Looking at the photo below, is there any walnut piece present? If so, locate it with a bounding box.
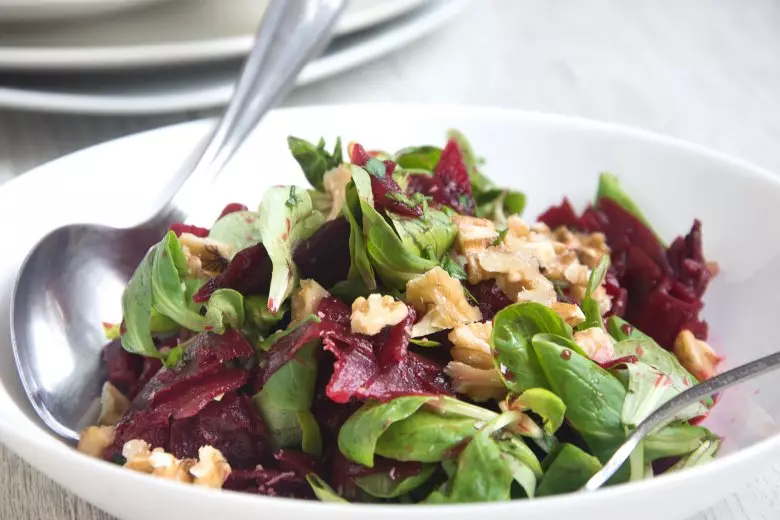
[674,330,719,381]
[448,321,494,369]
[77,426,116,458]
[451,215,498,255]
[468,246,557,307]
[551,302,586,327]
[323,164,352,221]
[292,279,328,324]
[573,327,616,364]
[190,446,232,489]
[179,233,231,278]
[121,441,231,489]
[351,293,409,336]
[97,382,130,427]
[445,361,507,402]
[405,267,482,337]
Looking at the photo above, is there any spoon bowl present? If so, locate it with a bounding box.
[10,223,158,439]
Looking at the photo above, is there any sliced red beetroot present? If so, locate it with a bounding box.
[377,306,416,367]
[274,449,320,477]
[316,295,352,327]
[350,142,422,218]
[133,330,254,417]
[293,218,351,289]
[193,244,272,303]
[407,139,475,215]
[224,468,313,498]
[537,197,583,230]
[169,392,269,469]
[218,202,249,220]
[103,339,144,397]
[169,223,210,238]
[667,220,712,298]
[465,280,512,319]
[331,453,428,500]
[104,408,171,461]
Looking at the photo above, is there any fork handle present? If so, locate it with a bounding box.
[148,0,347,231]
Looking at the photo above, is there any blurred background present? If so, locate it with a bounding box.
[1,1,780,518]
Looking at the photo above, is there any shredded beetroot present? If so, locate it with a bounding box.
[193,244,272,303]
[292,217,351,289]
[407,138,475,215]
[256,296,450,403]
[217,202,249,220]
[170,392,269,469]
[538,196,714,349]
[224,467,313,498]
[350,142,422,218]
[169,223,210,238]
[465,280,512,320]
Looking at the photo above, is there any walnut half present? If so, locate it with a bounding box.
[351,294,409,336]
[405,267,482,337]
[674,330,719,381]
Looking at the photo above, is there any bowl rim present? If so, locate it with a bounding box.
[1,103,778,513]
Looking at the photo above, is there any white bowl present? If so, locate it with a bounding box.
[1,105,779,520]
[0,0,172,21]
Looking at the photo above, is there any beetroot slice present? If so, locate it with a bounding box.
[193,244,272,303]
[169,392,269,469]
[465,280,512,320]
[537,195,714,350]
[406,138,475,216]
[224,468,313,498]
[293,217,351,289]
[169,223,210,238]
[350,142,422,218]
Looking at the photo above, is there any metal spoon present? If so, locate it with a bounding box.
[9,0,347,441]
[584,350,780,491]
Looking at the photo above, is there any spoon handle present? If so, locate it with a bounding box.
[583,349,780,491]
[150,0,347,230]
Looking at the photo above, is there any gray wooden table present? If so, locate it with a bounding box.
[3,1,780,518]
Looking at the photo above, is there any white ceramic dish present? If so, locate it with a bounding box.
[0,0,429,70]
[0,0,171,22]
[1,105,780,520]
[0,0,466,115]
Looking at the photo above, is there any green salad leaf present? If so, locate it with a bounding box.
[531,334,626,464]
[386,209,456,261]
[374,409,477,463]
[307,474,347,503]
[578,256,609,331]
[619,361,706,428]
[204,288,244,334]
[644,423,715,461]
[298,409,324,458]
[491,302,573,392]
[342,168,377,290]
[243,295,287,336]
[252,342,319,451]
[354,464,437,499]
[257,186,325,312]
[506,388,567,435]
[536,443,602,496]
[338,396,432,467]
[121,231,207,357]
[394,145,442,171]
[667,438,721,471]
[288,136,343,191]
[208,210,263,256]
[596,172,663,244]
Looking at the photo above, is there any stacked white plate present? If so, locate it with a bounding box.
[0,0,468,114]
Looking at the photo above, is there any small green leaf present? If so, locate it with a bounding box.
[409,338,441,348]
[596,172,662,243]
[244,295,287,335]
[644,423,715,461]
[374,409,477,463]
[343,173,377,291]
[531,334,626,465]
[258,314,320,352]
[162,345,185,368]
[307,474,347,503]
[491,302,573,392]
[288,136,342,191]
[364,157,387,178]
[150,231,206,331]
[298,411,323,458]
[208,210,263,256]
[354,464,437,499]
[387,208,456,261]
[578,255,609,331]
[503,191,527,216]
[536,443,602,497]
[338,396,432,467]
[439,253,467,280]
[252,342,318,450]
[204,288,245,334]
[258,186,325,312]
[507,388,567,435]
[667,437,721,471]
[394,145,442,171]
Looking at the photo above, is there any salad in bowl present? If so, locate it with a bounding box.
[76,130,720,503]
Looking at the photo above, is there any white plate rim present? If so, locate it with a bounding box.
[0,104,779,519]
[0,0,468,115]
[0,0,430,70]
